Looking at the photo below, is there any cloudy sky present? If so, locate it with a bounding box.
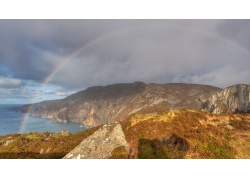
[0,19,250,104]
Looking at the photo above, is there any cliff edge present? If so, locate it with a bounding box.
[199,84,250,114]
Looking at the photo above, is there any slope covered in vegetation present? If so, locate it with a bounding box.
[1,109,250,159]
[120,109,250,158]
[0,126,101,159]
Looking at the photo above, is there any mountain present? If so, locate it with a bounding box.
[11,81,147,126]
[10,82,250,127]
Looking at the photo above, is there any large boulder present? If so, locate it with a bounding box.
[63,122,128,159]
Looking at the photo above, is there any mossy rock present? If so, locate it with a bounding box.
[109,146,128,159]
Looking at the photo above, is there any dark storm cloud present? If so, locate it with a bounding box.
[0,20,147,82]
[0,19,250,99]
[50,19,250,89]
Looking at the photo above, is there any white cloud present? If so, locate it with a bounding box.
[172,65,250,88]
[0,77,21,89]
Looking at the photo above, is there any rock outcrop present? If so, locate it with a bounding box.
[0,137,14,146]
[124,83,221,114]
[199,84,250,114]
[56,130,71,136]
[63,122,128,159]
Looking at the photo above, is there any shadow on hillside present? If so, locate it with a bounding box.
[0,152,66,159]
[137,133,189,159]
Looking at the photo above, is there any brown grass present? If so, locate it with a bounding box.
[1,109,250,159]
[120,109,250,159]
[0,125,101,159]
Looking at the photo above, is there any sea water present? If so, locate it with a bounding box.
[0,104,87,136]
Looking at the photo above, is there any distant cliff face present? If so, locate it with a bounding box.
[198,84,250,114]
[11,82,226,127]
[13,82,147,126]
[121,83,221,115]
[11,82,250,126]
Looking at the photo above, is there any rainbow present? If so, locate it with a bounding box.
[18,22,250,134]
[18,25,141,133]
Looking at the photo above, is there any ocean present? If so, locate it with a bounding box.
[0,104,87,136]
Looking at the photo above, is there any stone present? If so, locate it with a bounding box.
[199,84,250,114]
[225,125,235,130]
[43,138,50,141]
[3,137,14,146]
[63,122,128,159]
[56,130,70,136]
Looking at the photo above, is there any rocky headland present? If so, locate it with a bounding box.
[10,81,232,127]
[5,82,250,159]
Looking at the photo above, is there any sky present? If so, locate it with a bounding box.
[0,19,250,104]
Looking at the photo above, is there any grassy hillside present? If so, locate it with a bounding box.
[120,109,250,158]
[0,126,101,159]
[1,109,250,159]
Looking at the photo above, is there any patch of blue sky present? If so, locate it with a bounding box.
[0,65,13,77]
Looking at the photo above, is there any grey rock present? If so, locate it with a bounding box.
[4,139,13,146]
[0,137,14,146]
[225,125,235,130]
[63,122,128,159]
[199,84,250,114]
[43,138,50,141]
[56,130,70,136]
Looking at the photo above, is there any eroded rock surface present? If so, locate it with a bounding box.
[199,84,250,114]
[63,122,128,159]
[125,83,221,114]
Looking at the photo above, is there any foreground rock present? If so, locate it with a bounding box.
[199,84,250,114]
[63,122,128,159]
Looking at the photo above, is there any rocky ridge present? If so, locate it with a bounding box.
[10,82,250,127]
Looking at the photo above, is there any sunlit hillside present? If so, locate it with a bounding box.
[1,109,250,159]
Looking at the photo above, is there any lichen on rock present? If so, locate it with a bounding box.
[63,122,128,159]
